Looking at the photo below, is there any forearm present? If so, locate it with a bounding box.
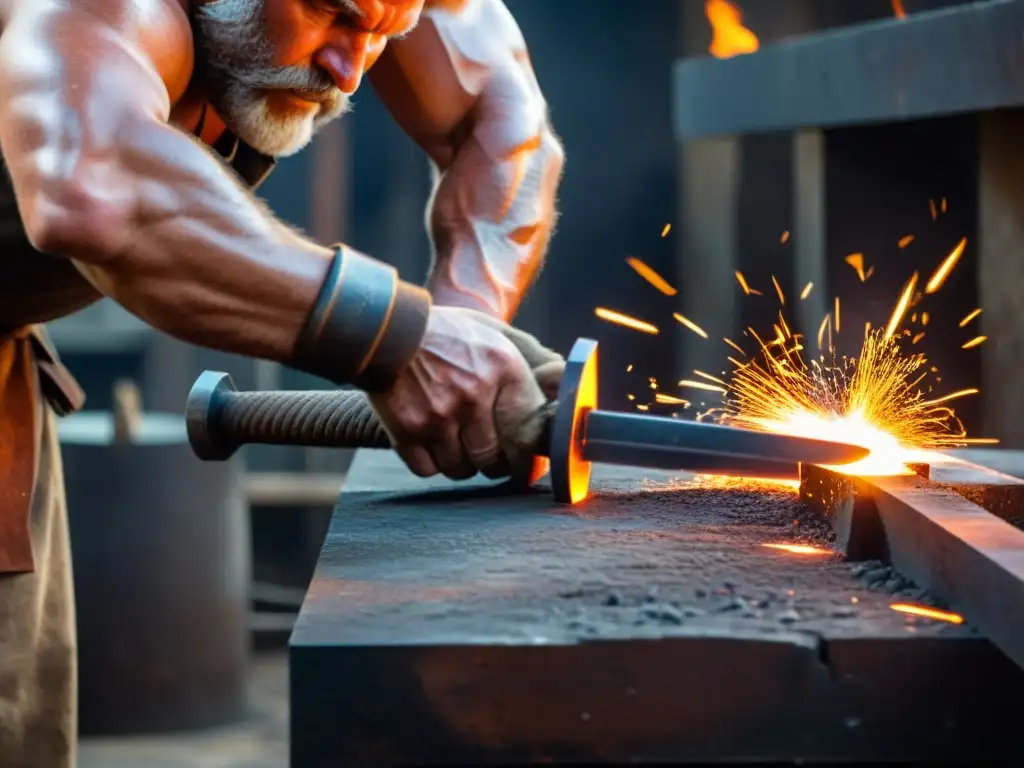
[66,118,331,362]
[426,111,564,322]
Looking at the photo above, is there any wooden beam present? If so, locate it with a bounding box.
[979,108,1024,448]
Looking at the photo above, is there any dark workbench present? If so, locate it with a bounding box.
[290,450,1022,766]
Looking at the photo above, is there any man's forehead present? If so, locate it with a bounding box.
[335,0,423,35]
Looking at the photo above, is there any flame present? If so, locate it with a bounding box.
[892,0,906,18]
[891,603,964,624]
[706,0,759,59]
[761,543,832,555]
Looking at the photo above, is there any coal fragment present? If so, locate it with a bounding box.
[863,567,891,585]
[830,606,858,619]
[559,587,585,599]
[694,588,708,599]
[716,597,750,614]
[642,604,684,625]
[884,576,906,593]
[852,560,883,578]
[777,609,801,624]
[603,591,623,607]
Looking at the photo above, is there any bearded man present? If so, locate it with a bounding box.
[0,0,565,764]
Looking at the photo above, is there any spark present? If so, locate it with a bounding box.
[780,230,790,244]
[959,308,982,327]
[626,257,677,296]
[693,370,728,386]
[921,312,929,326]
[636,404,650,412]
[891,603,963,624]
[772,275,785,305]
[929,199,937,220]
[834,297,841,333]
[626,364,634,372]
[817,313,831,349]
[735,271,753,295]
[898,235,914,248]
[800,282,813,300]
[761,543,832,556]
[912,332,925,345]
[925,237,967,294]
[845,253,866,281]
[722,321,972,476]
[885,272,918,341]
[674,312,709,339]
[962,336,987,350]
[679,379,727,394]
[661,223,672,237]
[941,197,947,213]
[594,307,659,334]
[724,337,746,356]
[655,394,690,406]
[865,265,875,280]
[892,0,906,18]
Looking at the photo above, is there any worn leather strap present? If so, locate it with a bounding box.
[0,330,39,573]
[0,325,84,574]
[291,246,432,392]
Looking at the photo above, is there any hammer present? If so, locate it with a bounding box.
[185,338,869,504]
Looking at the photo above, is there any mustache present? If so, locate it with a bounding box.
[233,65,337,95]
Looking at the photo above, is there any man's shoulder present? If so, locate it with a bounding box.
[2,0,195,104]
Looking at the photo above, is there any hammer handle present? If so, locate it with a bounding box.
[188,372,556,461]
[211,388,391,451]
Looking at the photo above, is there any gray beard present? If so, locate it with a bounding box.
[190,0,350,158]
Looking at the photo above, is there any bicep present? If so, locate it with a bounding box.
[369,0,545,167]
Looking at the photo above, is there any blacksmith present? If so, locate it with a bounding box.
[0,0,564,764]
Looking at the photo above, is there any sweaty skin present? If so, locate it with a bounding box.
[0,0,565,479]
[374,0,564,321]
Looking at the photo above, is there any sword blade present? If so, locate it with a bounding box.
[580,410,869,476]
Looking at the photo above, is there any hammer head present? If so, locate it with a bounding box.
[185,371,240,461]
[549,337,599,505]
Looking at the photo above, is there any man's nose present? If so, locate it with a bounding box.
[315,34,372,94]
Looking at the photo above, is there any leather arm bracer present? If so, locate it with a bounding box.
[289,246,431,392]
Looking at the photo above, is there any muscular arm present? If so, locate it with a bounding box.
[369,0,565,322]
[0,1,332,360]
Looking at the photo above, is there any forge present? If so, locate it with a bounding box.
[289,449,1024,766]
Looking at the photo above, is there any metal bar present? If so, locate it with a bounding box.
[582,410,865,473]
[801,462,1024,671]
[672,0,1024,139]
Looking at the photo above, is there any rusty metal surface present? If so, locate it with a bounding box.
[673,0,1024,139]
[289,450,1022,765]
